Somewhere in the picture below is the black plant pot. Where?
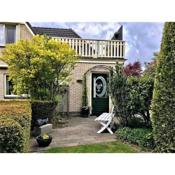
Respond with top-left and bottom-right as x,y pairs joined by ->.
36,135 -> 52,147
81,106 -> 89,117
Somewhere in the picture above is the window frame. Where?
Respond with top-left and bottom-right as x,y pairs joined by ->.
4,74 -> 29,99
5,25 -> 16,44
0,24 -> 5,46
0,24 -> 16,47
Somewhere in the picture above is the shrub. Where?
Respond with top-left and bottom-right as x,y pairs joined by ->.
151,22 -> 175,152
110,62 -> 154,127
116,127 -> 131,141
116,127 -> 155,149
143,53 -> 158,78
0,118 -> 24,153
127,76 -> 154,126
127,117 -> 146,128
109,63 -> 130,126
31,100 -> 57,126
0,100 -> 31,152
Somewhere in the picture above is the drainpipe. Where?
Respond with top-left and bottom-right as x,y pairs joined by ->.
67,86 -> 70,117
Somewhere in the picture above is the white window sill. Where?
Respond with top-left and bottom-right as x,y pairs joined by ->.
4,94 -> 29,99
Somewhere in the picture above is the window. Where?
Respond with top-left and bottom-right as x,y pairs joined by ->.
6,25 -> 16,44
0,24 -> 5,45
0,24 -> 16,46
5,75 -> 29,98
5,76 -> 15,95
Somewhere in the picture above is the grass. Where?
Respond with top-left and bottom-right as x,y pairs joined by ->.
45,141 -> 141,153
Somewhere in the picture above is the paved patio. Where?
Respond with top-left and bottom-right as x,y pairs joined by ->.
30,116 -> 116,152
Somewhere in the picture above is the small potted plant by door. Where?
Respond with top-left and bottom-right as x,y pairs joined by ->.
81,106 -> 90,117
81,75 -> 89,117
36,133 -> 52,147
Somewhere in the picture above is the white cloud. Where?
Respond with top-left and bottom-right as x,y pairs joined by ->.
122,22 -> 164,64
32,22 -> 121,39
66,22 -> 121,39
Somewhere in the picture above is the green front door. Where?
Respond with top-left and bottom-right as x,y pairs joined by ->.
92,73 -> 109,115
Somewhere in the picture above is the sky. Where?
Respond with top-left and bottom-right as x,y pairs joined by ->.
31,22 -> 164,66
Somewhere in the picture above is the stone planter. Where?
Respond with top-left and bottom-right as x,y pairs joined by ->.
36,135 -> 52,147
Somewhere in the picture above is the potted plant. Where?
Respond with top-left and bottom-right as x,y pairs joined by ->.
81,106 -> 90,117
36,133 -> 52,147
81,75 -> 89,117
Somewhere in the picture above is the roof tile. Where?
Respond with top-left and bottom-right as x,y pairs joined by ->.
31,26 -> 81,38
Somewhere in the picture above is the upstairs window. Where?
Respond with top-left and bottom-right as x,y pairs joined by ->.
0,24 -> 16,46
0,24 -> 5,46
6,25 -> 16,44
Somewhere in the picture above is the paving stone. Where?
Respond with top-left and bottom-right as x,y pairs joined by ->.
30,116 -> 116,152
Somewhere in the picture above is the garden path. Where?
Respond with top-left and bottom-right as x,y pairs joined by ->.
30,116 -> 116,152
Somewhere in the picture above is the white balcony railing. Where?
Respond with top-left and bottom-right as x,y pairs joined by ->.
53,37 -> 125,59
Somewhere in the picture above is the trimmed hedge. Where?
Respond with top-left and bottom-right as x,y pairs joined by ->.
116,127 -> 155,149
0,100 -> 31,152
151,22 -> 175,152
31,100 -> 57,127
0,118 -> 24,152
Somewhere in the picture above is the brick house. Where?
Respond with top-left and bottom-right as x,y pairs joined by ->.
0,22 -> 125,116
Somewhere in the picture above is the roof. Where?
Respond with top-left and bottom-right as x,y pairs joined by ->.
32,27 -> 81,38
111,26 -> 123,40
26,23 -> 81,38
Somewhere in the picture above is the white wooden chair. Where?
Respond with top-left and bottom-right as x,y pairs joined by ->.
95,107 -> 115,134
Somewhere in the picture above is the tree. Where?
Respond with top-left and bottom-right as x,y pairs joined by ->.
139,76 -> 154,125
151,22 -> 175,152
127,54 -> 158,126
109,63 -> 130,126
127,76 -> 154,126
1,35 -> 78,102
123,61 -> 142,77
143,52 -> 158,78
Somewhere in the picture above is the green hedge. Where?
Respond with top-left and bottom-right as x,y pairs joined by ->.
0,118 -> 24,152
0,100 -> 31,152
31,100 -> 57,125
151,22 -> 175,152
116,127 -> 155,149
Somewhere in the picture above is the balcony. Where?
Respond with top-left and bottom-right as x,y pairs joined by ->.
53,37 -> 125,59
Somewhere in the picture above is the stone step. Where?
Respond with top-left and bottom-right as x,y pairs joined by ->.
33,124 -> 53,136
39,124 -> 53,135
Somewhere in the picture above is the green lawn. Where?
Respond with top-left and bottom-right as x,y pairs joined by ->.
45,141 -> 141,153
